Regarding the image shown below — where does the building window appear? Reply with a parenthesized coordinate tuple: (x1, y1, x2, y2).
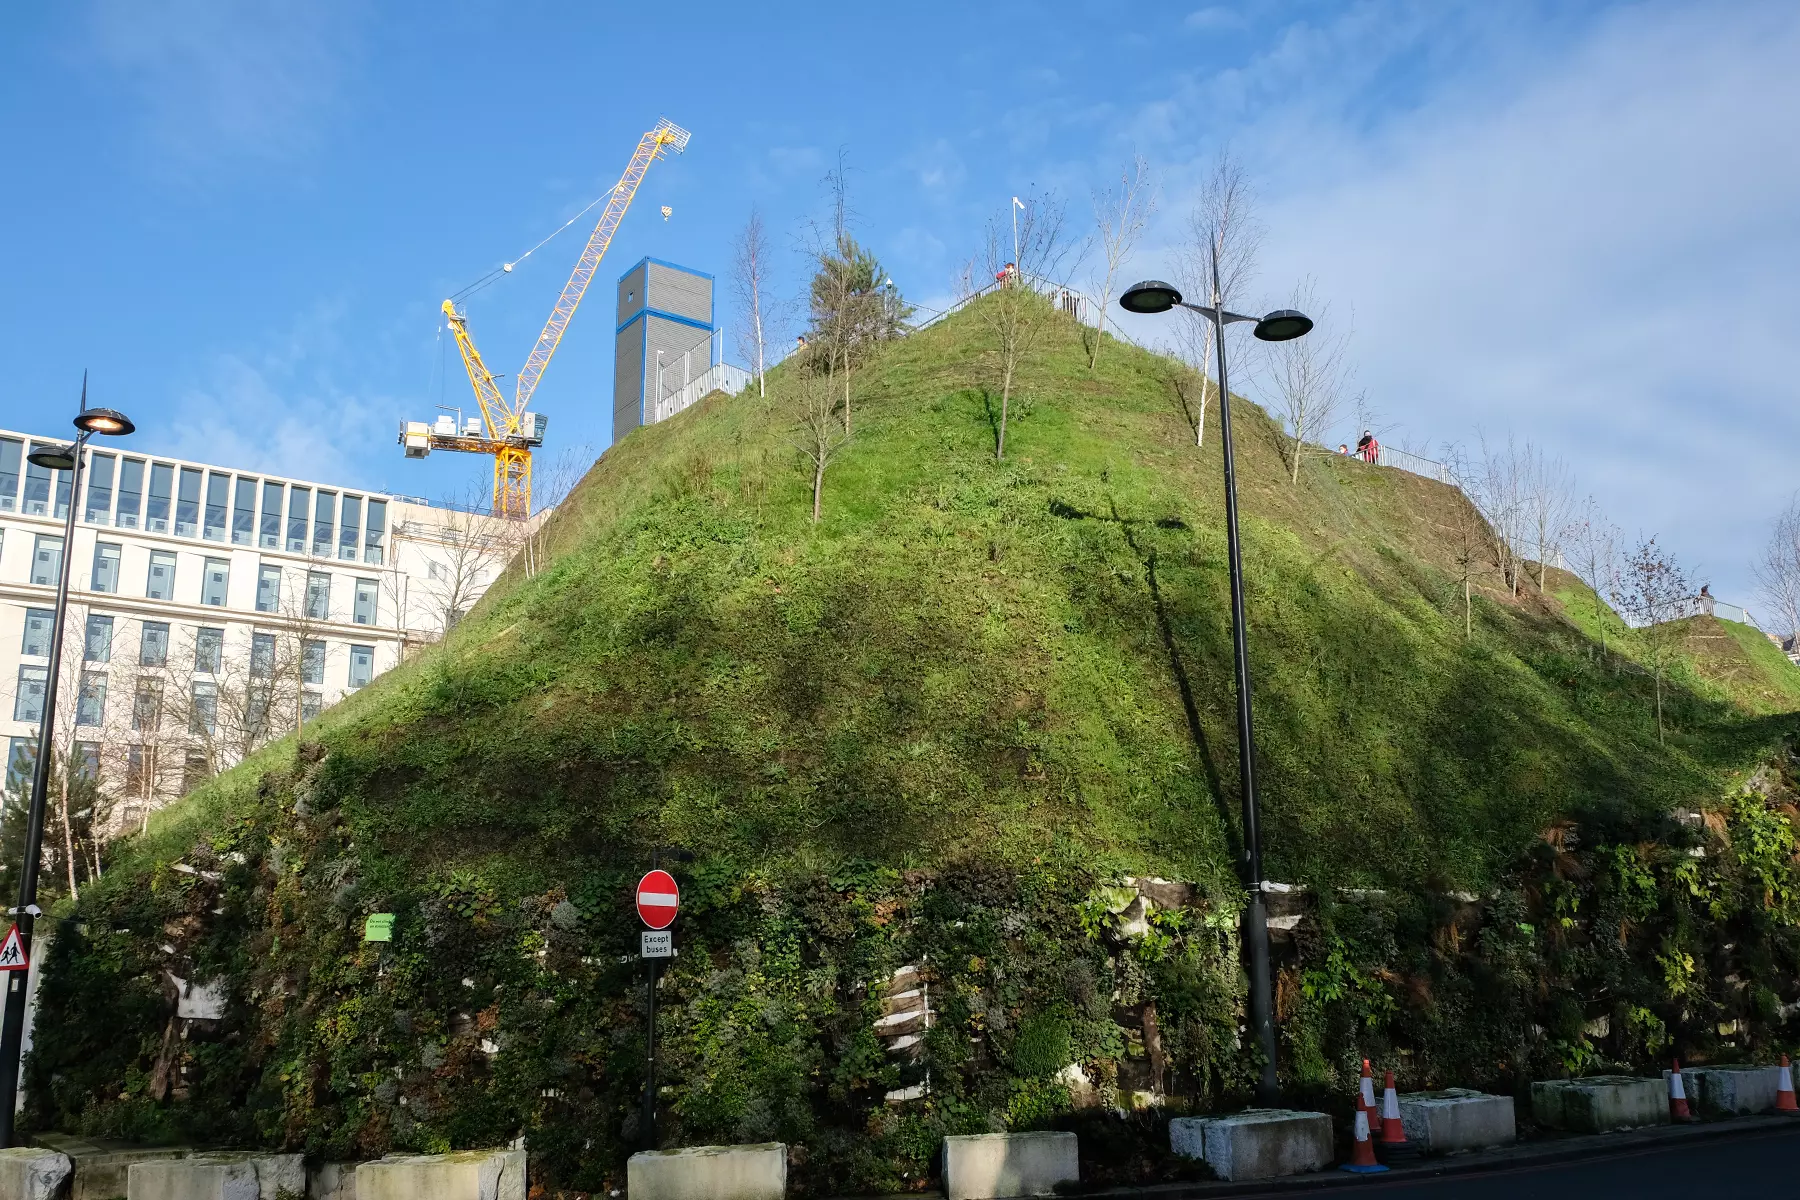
(176, 466, 202, 537)
(259, 480, 283, 548)
(348, 644, 374, 688)
(5, 736, 36, 793)
(194, 627, 224, 674)
(301, 692, 322, 722)
(85, 452, 115, 524)
(301, 640, 325, 685)
(246, 683, 273, 739)
(21, 609, 54, 657)
(126, 743, 154, 793)
(202, 557, 230, 606)
(0, 437, 20, 513)
(117, 457, 144, 528)
(146, 549, 176, 600)
(21, 446, 54, 516)
(31, 534, 63, 587)
(232, 476, 256, 545)
(256, 564, 282, 613)
(250, 632, 276, 679)
(287, 485, 311, 553)
(84, 614, 113, 663)
(313, 490, 336, 557)
(189, 681, 217, 734)
(353, 578, 377, 625)
(91, 541, 122, 593)
(13, 666, 47, 723)
(147, 462, 173, 533)
(76, 674, 107, 727)
(339, 494, 361, 560)
(73, 741, 101, 781)
(133, 677, 163, 731)
(365, 499, 387, 564)
(140, 621, 170, 666)
(203, 471, 229, 541)
(305, 571, 331, 621)
(182, 749, 212, 794)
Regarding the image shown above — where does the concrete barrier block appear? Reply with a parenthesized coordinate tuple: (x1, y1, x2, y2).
(308, 1162, 356, 1200)
(128, 1152, 303, 1200)
(31, 1136, 192, 1200)
(942, 1132, 1077, 1200)
(626, 1144, 786, 1200)
(1665, 1065, 1779, 1115)
(1530, 1076, 1668, 1132)
(353, 1150, 525, 1200)
(1168, 1109, 1331, 1182)
(0, 1147, 73, 1200)
(1397, 1089, 1515, 1153)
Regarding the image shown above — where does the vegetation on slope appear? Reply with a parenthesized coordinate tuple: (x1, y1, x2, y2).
(27, 299, 1800, 1193)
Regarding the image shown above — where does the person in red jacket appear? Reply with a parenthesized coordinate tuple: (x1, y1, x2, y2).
(1356, 431, 1379, 463)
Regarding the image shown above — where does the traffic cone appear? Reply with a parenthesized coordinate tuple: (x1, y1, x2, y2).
(1778, 1055, 1797, 1112)
(1669, 1059, 1691, 1121)
(1359, 1058, 1377, 1117)
(1378, 1069, 1408, 1144)
(1341, 1106, 1388, 1174)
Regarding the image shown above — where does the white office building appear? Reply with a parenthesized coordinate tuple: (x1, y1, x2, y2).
(0, 427, 515, 827)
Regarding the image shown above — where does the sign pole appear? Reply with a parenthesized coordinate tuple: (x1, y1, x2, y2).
(643, 952, 657, 1148)
(635, 864, 678, 1149)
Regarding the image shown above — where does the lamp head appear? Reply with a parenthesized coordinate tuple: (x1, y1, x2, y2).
(1118, 280, 1182, 315)
(1253, 309, 1313, 342)
(27, 445, 77, 471)
(74, 407, 134, 436)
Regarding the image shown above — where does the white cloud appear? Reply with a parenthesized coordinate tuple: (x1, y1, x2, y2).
(1185, 6, 1243, 32)
(1122, 1, 1800, 605)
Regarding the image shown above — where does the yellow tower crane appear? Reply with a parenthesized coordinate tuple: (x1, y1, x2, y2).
(401, 118, 691, 518)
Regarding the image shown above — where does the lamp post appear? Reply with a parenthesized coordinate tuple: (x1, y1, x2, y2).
(1118, 258, 1311, 1106)
(0, 384, 134, 1145)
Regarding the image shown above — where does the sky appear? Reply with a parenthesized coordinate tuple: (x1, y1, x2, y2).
(2, 1, 1796, 606)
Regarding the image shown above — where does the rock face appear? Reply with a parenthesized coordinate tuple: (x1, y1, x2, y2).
(0, 1147, 73, 1200)
(126, 1151, 304, 1200)
(941, 1132, 1079, 1200)
(1168, 1109, 1332, 1182)
(1530, 1077, 1668, 1132)
(353, 1150, 526, 1200)
(626, 1144, 787, 1200)
(1397, 1089, 1516, 1153)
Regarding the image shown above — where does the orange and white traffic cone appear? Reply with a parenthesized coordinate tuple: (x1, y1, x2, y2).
(1341, 1105, 1389, 1174)
(1669, 1059, 1691, 1121)
(1778, 1055, 1797, 1112)
(1379, 1069, 1408, 1145)
(1359, 1058, 1377, 1117)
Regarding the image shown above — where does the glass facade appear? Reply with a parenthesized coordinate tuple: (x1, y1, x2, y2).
(353, 578, 377, 625)
(133, 678, 163, 731)
(348, 644, 374, 688)
(202, 557, 230, 606)
(176, 466, 202, 537)
(250, 632, 276, 679)
(301, 640, 324, 685)
(257, 564, 282, 613)
(147, 462, 173, 532)
(305, 571, 330, 621)
(260, 480, 283, 548)
(146, 550, 176, 600)
(116, 457, 144, 528)
(76, 673, 107, 727)
(140, 621, 169, 666)
(4, 736, 34, 793)
(339, 495, 361, 560)
(194, 627, 224, 674)
(287, 485, 310, 552)
(22, 450, 52, 516)
(233, 476, 257, 545)
(31, 534, 62, 586)
(365, 499, 386, 564)
(91, 541, 121, 592)
(84, 614, 113, 663)
(86, 452, 115, 523)
(21, 609, 53, 657)
(189, 681, 217, 734)
(13, 666, 46, 722)
(204, 471, 229, 541)
(0, 437, 20, 513)
(313, 490, 336, 556)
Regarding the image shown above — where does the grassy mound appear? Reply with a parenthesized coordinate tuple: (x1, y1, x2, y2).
(30, 300, 1800, 1192)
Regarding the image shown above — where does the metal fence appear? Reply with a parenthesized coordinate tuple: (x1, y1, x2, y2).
(1373, 444, 1454, 484)
(653, 361, 753, 424)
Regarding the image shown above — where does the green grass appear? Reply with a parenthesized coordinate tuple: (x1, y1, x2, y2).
(33, 297, 1800, 1189)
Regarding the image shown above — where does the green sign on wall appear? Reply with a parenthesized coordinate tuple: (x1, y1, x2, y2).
(364, 913, 395, 942)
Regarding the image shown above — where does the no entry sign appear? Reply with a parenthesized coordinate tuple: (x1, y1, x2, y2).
(636, 869, 680, 930)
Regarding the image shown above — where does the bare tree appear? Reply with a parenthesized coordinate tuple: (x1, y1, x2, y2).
(1087, 155, 1156, 370)
(1262, 278, 1351, 484)
(785, 367, 850, 522)
(1470, 432, 1530, 596)
(1442, 451, 1490, 638)
(517, 445, 591, 580)
(731, 206, 775, 398)
(408, 491, 517, 636)
(1755, 493, 1800, 642)
(972, 190, 1070, 459)
(1524, 448, 1576, 589)
(1613, 536, 1694, 745)
(1566, 495, 1622, 659)
(1176, 152, 1263, 448)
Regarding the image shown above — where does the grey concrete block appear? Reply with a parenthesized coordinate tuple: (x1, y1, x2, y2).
(0, 1147, 73, 1200)
(308, 1163, 356, 1200)
(1665, 1065, 1780, 1116)
(942, 1132, 1078, 1200)
(626, 1144, 786, 1200)
(128, 1152, 303, 1200)
(31, 1136, 192, 1200)
(1396, 1089, 1515, 1153)
(1168, 1109, 1332, 1182)
(1530, 1076, 1668, 1132)
(353, 1150, 525, 1200)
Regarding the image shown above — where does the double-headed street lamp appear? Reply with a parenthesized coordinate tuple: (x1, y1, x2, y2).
(1119, 261, 1311, 1106)
(0, 386, 134, 1145)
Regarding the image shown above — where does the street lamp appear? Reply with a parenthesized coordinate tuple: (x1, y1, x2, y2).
(1119, 259, 1311, 1107)
(0, 382, 134, 1145)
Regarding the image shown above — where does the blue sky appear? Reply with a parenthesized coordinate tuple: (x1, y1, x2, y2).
(3, 1, 1797, 606)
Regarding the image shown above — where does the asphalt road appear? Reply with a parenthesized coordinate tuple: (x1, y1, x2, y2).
(1274, 1125, 1800, 1197)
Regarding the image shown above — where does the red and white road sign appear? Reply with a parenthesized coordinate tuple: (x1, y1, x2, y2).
(636, 870, 680, 930)
(0, 925, 27, 972)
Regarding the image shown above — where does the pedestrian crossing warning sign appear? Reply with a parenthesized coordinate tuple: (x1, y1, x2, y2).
(0, 925, 27, 972)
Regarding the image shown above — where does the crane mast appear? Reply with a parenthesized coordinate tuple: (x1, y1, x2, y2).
(402, 118, 691, 519)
